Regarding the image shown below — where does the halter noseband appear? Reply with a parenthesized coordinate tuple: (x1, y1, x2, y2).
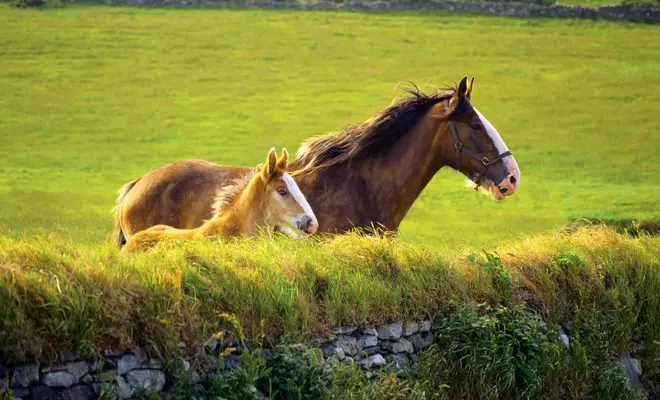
(444, 99, 512, 185)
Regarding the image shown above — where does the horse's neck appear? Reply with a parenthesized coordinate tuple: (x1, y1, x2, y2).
(201, 180, 264, 237)
(366, 114, 448, 226)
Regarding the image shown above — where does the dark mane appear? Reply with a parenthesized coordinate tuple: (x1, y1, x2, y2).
(293, 85, 458, 175)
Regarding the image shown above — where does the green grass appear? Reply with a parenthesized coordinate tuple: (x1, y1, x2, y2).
(1, 226, 659, 396)
(1, 5, 659, 249)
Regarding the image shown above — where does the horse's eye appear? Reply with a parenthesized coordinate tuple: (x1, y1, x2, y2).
(277, 188, 288, 196)
(471, 124, 482, 131)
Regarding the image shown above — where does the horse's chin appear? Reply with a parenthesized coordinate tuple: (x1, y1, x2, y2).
(465, 179, 505, 201)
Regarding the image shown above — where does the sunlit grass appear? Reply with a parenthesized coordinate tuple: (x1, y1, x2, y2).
(1, 226, 658, 380)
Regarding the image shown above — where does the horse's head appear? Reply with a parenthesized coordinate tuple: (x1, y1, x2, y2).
(441, 76, 520, 200)
(259, 148, 318, 236)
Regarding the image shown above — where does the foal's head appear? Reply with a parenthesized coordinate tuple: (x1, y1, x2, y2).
(439, 77, 521, 200)
(257, 148, 318, 236)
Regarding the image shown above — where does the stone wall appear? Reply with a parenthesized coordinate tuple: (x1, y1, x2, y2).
(1, 320, 437, 400)
(94, 0, 660, 24)
(0, 318, 645, 399)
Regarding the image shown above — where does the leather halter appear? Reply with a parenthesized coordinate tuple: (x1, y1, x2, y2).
(444, 99, 512, 184)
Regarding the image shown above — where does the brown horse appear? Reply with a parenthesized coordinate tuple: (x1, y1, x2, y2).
(113, 76, 520, 246)
(122, 148, 317, 252)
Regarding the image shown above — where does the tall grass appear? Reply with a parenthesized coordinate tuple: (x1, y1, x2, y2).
(0, 226, 658, 374)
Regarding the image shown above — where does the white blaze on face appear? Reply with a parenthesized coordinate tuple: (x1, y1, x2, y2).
(282, 173, 318, 230)
(473, 107, 520, 184)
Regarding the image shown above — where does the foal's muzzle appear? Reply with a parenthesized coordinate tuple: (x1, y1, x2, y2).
(297, 216, 318, 235)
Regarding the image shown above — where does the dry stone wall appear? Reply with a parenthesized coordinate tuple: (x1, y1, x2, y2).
(1, 320, 436, 400)
(94, 0, 660, 24)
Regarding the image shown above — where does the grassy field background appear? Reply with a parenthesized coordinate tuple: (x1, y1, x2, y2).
(1, 5, 659, 249)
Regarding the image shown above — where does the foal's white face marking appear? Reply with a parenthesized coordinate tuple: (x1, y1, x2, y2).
(281, 172, 318, 233)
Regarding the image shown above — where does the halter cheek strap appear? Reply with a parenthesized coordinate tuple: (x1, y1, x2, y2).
(444, 99, 512, 184)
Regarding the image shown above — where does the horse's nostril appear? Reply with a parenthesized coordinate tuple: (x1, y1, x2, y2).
(499, 187, 508, 194)
(510, 176, 517, 184)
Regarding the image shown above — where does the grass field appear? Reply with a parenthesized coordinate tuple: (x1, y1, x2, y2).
(1, 5, 659, 250)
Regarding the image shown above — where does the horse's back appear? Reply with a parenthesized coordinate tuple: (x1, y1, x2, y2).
(119, 159, 252, 240)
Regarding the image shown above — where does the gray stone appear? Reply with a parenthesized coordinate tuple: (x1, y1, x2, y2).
(42, 365, 68, 373)
(190, 370, 202, 384)
(0, 379, 5, 396)
(117, 354, 138, 375)
(358, 335, 378, 348)
(558, 329, 570, 348)
(203, 355, 223, 372)
(126, 369, 166, 393)
(403, 321, 419, 336)
(11, 364, 39, 388)
(618, 352, 643, 389)
(184, 360, 191, 371)
(81, 374, 93, 384)
(57, 351, 79, 364)
(332, 325, 358, 335)
(358, 354, 386, 369)
(382, 338, 414, 354)
(420, 320, 432, 332)
(225, 354, 241, 371)
(148, 358, 163, 369)
(43, 371, 77, 388)
(334, 346, 346, 361)
(362, 346, 381, 356)
(93, 382, 113, 398)
(421, 331, 435, 347)
(386, 354, 409, 370)
(101, 347, 124, 357)
(31, 384, 56, 400)
(115, 375, 133, 399)
(335, 335, 359, 356)
(408, 333, 423, 351)
(97, 370, 117, 382)
(321, 342, 337, 358)
(362, 327, 379, 337)
(11, 387, 30, 398)
(55, 384, 96, 400)
(377, 322, 403, 340)
(205, 338, 219, 352)
(65, 361, 89, 381)
(87, 360, 103, 373)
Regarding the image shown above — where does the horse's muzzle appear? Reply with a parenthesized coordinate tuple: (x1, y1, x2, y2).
(297, 216, 318, 235)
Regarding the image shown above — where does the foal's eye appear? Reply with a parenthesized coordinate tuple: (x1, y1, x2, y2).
(471, 124, 483, 131)
(277, 188, 288, 196)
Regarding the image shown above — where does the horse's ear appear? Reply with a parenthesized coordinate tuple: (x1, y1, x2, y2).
(276, 148, 288, 170)
(457, 76, 469, 99)
(263, 148, 277, 180)
(465, 77, 475, 100)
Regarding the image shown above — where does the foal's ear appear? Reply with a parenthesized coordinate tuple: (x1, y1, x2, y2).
(276, 148, 289, 170)
(465, 77, 475, 100)
(263, 148, 278, 180)
(457, 76, 469, 99)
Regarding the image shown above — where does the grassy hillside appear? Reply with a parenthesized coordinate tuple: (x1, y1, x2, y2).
(1, 5, 659, 249)
(0, 226, 658, 396)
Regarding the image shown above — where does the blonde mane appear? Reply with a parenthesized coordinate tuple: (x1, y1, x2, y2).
(211, 168, 257, 219)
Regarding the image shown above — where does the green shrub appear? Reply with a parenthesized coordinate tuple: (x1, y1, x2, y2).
(416, 306, 559, 399)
